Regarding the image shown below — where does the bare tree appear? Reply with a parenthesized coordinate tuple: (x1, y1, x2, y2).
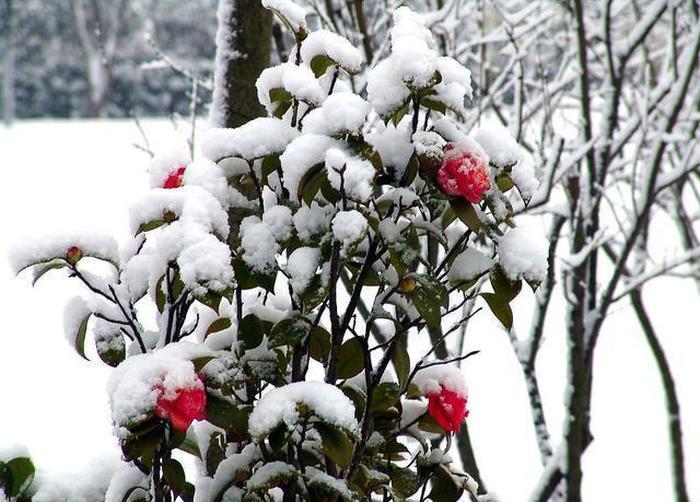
(2, 0, 14, 125)
(71, 0, 130, 117)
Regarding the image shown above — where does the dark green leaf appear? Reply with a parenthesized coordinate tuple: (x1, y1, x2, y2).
(162, 458, 187, 495)
(136, 219, 168, 235)
(31, 260, 66, 285)
(268, 317, 308, 348)
(481, 292, 513, 330)
(392, 337, 410, 389)
(316, 422, 354, 470)
(72, 313, 91, 361)
(205, 318, 232, 339)
(192, 356, 215, 372)
(309, 54, 335, 77)
(371, 382, 400, 414)
(309, 326, 331, 364)
(336, 337, 365, 379)
(6, 457, 34, 497)
(428, 465, 463, 502)
(239, 314, 266, 351)
(391, 466, 422, 498)
(450, 198, 481, 232)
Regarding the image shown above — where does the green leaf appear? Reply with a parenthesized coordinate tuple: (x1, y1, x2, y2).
(136, 218, 168, 235)
(450, 198, 481, 232)
(205, 395, 251, 439)
(205, 432, 226, 476)
(417, 413, 445, 434)
(481, 292, 513, 330)
(31, 260, 66, 285)
(309, 326, 331, 364)
(490, 265, 522, 302)
(96, 331, 126, 367)
(392, 337, 410, 389)
(297, 163, 324, 205)
(336, 337, 365, 379)
(162, 458, 187, 496)
(192, 356, 216, 372)
(428, 465, 463, 502)
(239, 314, 266, 351)
(268, 317, 308, 348)
(316, 422, 354, 470)
(72, 312, 91, 361)
(410, 275, 448, 327)
(391, 466, 422, 498)
(6, 457, 34, 497)
(371, 382, 400, 414)
(120, 485, 150, 502)
(310, 54, 335, 77)
(269, 87, 292, 103)
(155, 275, 166, 313)
(205, 317, 232, 339)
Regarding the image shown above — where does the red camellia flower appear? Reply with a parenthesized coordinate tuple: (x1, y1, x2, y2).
(155, 378, 207, 431)
(163, 166, 186, 189)
(427, 386, 468, 432)
(437, 143, 490, 203)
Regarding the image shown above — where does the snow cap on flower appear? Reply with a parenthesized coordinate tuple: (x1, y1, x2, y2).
(437, 140, 490, 203)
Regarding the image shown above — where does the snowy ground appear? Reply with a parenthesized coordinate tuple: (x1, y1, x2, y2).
(0, 120, 698, 501)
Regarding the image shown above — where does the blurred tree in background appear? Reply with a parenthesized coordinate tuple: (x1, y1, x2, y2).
(0, 0, 218, 119)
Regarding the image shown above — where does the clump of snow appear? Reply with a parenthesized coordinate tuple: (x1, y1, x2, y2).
(433, 57, 473, 112)
(366, 58, 411, 117)
(413, 131, 446, 160)
(300, 30, 363, 74)
(33, 456, 121, 502)
(240, 216, 280, 273)
(414, 365, 467, 398)
(9, 233, 119, 274)
(202, 117, 299, 161)
(246, 462, 296, 491)
(390, 7, 438, 88)
(262, 205, 293, 242)
(448, 248, 494, 283)
(262, 0, 307, 33)
(293, 201, 333, 241)
(287, 247, 320, 294)
(205, 444, 260, 501)
(0, 444, 29, 462)
(303, 92, 370, 136)
(366, 122, 413, 179)
(280, 134, 341, 199)
(497, 226, 549, 283)
(376, 187, 420, 208)
(511, 152, 540, 202)
(248, 381, 359, 440)
(325, 148, 375, 201)
(304, 467, 355, 500)
(107, 342, 212, 431)
(148, 143, 191, 189)
(183, 158, 232, 208)
(332, 210, 367, 253)
(178, 234, 234, 294)
(473, 123, 522, 168)
(105, 462, 150, 502)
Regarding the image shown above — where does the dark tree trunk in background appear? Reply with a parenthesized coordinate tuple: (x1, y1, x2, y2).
(2, 0, 15, 125)
(210, 0, 272, 128)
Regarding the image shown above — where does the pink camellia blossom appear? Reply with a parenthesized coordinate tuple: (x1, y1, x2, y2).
(163, 166, 186, 189)
(155, 377, 207, 431)
(437, 143, 490, 203)
(426, 385, 468, 432)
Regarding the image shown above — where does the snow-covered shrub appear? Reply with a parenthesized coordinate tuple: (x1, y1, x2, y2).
(10, 5, 544, 501)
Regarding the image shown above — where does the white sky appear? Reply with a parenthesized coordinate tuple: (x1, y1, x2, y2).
(0, 120, 698, 501)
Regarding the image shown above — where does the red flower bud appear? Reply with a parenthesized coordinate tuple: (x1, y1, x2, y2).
(155, 377, 207, 431)
(66, 246, 83, 265)
(437, 144, 490, 203)
(427, 386, 468, 432)
(163, 166, 187, 189)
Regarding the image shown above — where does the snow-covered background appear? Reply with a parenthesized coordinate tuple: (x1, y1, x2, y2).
(1, 120, 698, 500)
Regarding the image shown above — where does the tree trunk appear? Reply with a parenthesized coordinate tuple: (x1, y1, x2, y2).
(210, 0, 272, 128)
(2, 0, 15, 125)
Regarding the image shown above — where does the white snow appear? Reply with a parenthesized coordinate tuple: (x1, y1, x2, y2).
(366, 58, 411, 117)
(300, 30, 364, 74)
(202, 117, 299, 161)
(240, 216, 280, 273)
(148, 143, 191, 189)
(511, 152, 540, 202)
(280, 134, 341, 199)
(473, 123, 523, 168)
(63, 296, 91, 352)
(324, 148, 375, 201)
(262, 0, 307, 33)
(262, 205, 293, 242)
(9, 233, 119, 274)
(104, 462, 150, 502)
(497, 226, 549, 283)
(248, 381, 359, 440)
(293, 201, 333, 242)
(303, 92, 370, 136)
(448, 248, 494, 283)
(286, 247, 320, 294)
(332, 210, 368, 253)
(246, 462, 296, 491)
(178, 233, 234, 294)
(413, 364, 468, 398)
(366, 122, 414, 180)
